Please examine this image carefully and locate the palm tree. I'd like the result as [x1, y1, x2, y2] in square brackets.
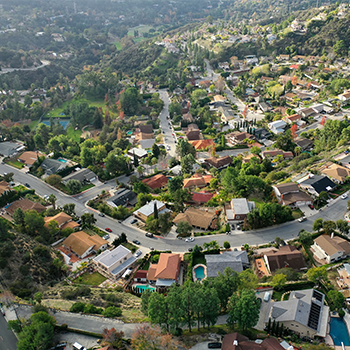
[48, 194, 57, 210]
[294, 146, 302, 156]
[137, 165, 144, 178]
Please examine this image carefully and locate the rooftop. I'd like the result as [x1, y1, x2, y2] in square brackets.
[135, 200, 167, 218]
[142, 174, 168, 190]
[93, 245, 131, 268]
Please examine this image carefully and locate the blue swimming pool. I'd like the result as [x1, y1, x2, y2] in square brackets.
[41, 119, 70, 130]
[194, 266, 205, 280]
[134, 284, 156, 293]
[59, 158, 67, 163]
[330, 317, 350, 346]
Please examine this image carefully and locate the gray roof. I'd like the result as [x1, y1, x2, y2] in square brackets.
[0, 142, 23, 156]
[93, 245, 131, 268]
[110, 256, 137, 276]
[265, 289, 325, 332]
[231, 198, 255, 215]
[300, 175, 336, 194]
[205, 251, 249, 278]
[140, 139, 156, 149]
[135, 200, 167, 217]
[41, 158, 65, 175]
[107, 188, 137, 207]
[62, 168, 97, 183]
[128, 148, 148, 158]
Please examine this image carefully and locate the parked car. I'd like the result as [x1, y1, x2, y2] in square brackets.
[236, 224, 241, 230]
[0, 307, 5, 316]
[341, 193, 348, 200]
[188, 248, 193, 252]
[50, 343, 67, 350]
[149, 247, 155, 251]
[185, 237, 194, 242]
[105, 228, 112, 232]
[208, 342, 222, 348]
[118, 220, 122, 223]
[103, 234, 110, 240]
[130, 219, 137, 224]
[145, 232, 154, 238]
[133, 240, 140, 245]
[298, 216, 307, 223]
[135, 250, 142, 257]
[73, 343, 86, 350]
[308, 204, 314, 210]
[24, 183, 30, 188]
[98, 212, 105, 217]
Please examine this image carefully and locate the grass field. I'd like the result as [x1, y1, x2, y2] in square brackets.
[66, 126, 82, 142]
[75, 271, 106, 286]
[114, 41, 122, 50]
[6, 159, 25, 169]
[127, 25, 154, 37]
[29, 120, 39, 130]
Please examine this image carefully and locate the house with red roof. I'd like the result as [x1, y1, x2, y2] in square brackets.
[142, 174, 169, 190]
[183, 174, 212, 189]
[189, 191, 214, 205]
[189, 139, 214, 150]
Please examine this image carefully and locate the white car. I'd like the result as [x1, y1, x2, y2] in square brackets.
[341, 193, 348, 200]
[185, 237, 194, 242]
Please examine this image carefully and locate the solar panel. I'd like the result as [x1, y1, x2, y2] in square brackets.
[313, 290, 323, 302]
[308, 302, 321, 330]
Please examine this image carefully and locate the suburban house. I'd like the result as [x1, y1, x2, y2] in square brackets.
[127, 148, 148, 160]
[63, 231, 108, 259]
[186, 129, 201, 141]
[5, 198, 46, 216]
[18, 151, 42, 167]
[139, 139, 155, 149]
[41, 158, 67, 176]
[261, 150, 294, 160]
[142, 174, 169, 190]
[173, 207, 217, 230]
[133, 200, 170, 222]
[242, 154, 260, 164]
[62, 168, 98, 185]
[189, 191, 214, 205]
[222, 333, 286, 350]
[147, 253, 182, 287]
[299, 175, 337, 196]
[228, 131, 255, 145]
[44, 212, 80, 231]
[273, 183, 313, 207]
[134, 124, 154, 142]
[226, 198, 255, 223]
[189, 139, 214, 150]
[93, 245, 137, 280]
[265, 289, 328, 339]
[183, 174, 212, 189]
[312, 234, 350, 264]
[320, 162, 350, 184]
[283, 113, 303, 125]
[107, 188, 137, 208]
[338, 91, 350, 101]
[268, 120, 287, 134]
[264, 245, 307, 273]
[134, 270, 147, 283]
[205, 251, 249, 278]
[0, 141, 25, 157]
[183, 112, 194, 123]
[204, 155, 233, 170]
[295, 137, 314, 151]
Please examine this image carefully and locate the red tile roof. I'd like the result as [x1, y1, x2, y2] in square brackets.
[191, 192, 214, 203]
[189, 139, 214, 150]
[142, 174, 169, 190]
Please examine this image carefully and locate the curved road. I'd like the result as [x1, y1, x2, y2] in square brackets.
[0, 60, 50, 75]
[0, 163, 346, 252]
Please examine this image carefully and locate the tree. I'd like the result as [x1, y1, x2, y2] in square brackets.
[176, 139, 196, 158]
[239, 269, 258, 290]
[120, 87, 141, 115]
[271, 274, 287, 289]
[307, 266, 327, 284]
[176, 221, 193, 236]
[181, 153, 196, 174]
[24, 210, 45, 236]
[337, 219, 349, 235]
[275, 268, 298, 281]
[223, 241, 231, 249]
[227, 289, 260, 330]
[323, 220, 336, 235]
[168, 176, 183, 194]
[66, 179, 82, 194]
[153, 202, 159, 220]
[103, 306, 122, 318]
[313, 218, 323, 232]
[102, 328, 125, 349]
[152, 143, 160, 159]
[93, 108, 103, 129]
[48, 194, 57, 210]
[327, 290, 345, 311]
[46, 174, 62, 186]
[167, 284, 184, 331]
[81, 213, 96, 227]
[148, 293, 169, 331]
[13, 207, 25, 228]
[34, 292, 43, 304]
[250, 146, 261, 156]
[299, 230, 313, 245]
[63, 203, 76, 216]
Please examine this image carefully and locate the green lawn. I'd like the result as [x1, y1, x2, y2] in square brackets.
[292, 208, 304, 219]
[114, 41, 122, 50]
[13, 185, 27, 191]
[80, 183, 95, 192]
[29, 120, 39, 130]
[123, 242, 138, 253]
[66, 126, 82, 142]
[75, 271, 106, 286]
[193, 254, 206, 266]
[6, 160, 25, 169]
[127, 25, 154, 37]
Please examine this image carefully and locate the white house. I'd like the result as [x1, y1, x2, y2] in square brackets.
[268, 120, 287, 134]
[338, 91, 350, 101]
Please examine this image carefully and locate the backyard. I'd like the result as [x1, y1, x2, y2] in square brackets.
[74, 271, 106, 286]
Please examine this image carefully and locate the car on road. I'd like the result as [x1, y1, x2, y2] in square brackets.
[105, 228, 112, 232]
[135, 250, 142, 257]
[188, 248, 193, 252]
[133, 240, 140, 245]
[145, 232, 154, 238]
[98, 212, 105, 217]
[24, 183, 30, 188]
[150, 247, 154, 251]
[341, 193, 348, 200]
[308, 204, 314, 210]
[298, 216, 307, 223]
[185, 237, 194, 242]
[208, 342, 222, 349]
[118, 220, 122, 223]
[130, 219, 137, 224]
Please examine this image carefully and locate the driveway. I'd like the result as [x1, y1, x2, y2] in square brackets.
[255, 289, 273, 331]
[54, 331, 99, 350]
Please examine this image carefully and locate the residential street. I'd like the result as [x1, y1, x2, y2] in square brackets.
[0, 313, 17, 350]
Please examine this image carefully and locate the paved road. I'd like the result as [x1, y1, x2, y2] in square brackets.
[0, 60, 50, 75]
[158, 89, 176, 157]
[0, 314, 17, 350]
[0, 163, 347, 252]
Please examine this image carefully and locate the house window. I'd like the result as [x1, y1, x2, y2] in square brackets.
[236, 215, 240, 219]
[124, 257, 127, 261]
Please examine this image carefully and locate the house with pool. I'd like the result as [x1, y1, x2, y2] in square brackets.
[265, 289, 329, 339]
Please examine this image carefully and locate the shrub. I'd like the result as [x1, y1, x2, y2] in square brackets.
[339, 309, 345, 318]
[84, 303, 102, 314]
[70, 302, 85, 313]
[103, 306, 122, 318]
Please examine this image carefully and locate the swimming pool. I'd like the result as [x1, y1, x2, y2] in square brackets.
[41, 118, 70, 130]
[59, 158, 67, 163]
[193, 264, 207, 281]
[330, 317, 350, 346]
[133, 284, 156, 293]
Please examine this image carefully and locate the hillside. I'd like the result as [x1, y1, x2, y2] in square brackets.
[0, 48, 42, 69]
